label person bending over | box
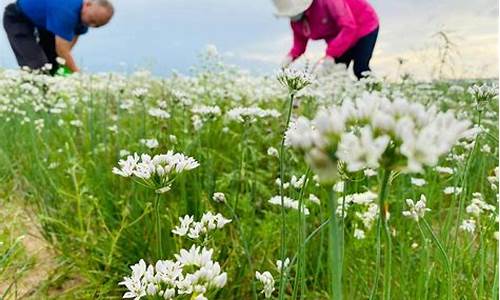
[273,0,379,79]
[3,0,114,74]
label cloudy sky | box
[0,0,498,79]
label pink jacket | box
[288,0,379,59]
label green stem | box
[493,248,498,300]
[284,218,331,284]
[422,218,452,300]
[278,92,295,300]
[224,202,258,300]
[381,178,392,300]
[293,169,310,300]
[314,208,326,290]
[369,214,382,300]
[328,186,342,300]
[416,222,429,300]
[154,193,163,259]
[372,169,391,300]
[234,124,248,213]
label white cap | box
[272,0,313,17]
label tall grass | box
[0,65,497,299]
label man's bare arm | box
[55,36,80,73]
[70,36,79,50]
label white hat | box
[272,0,313,17]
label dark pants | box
[336,27,379,79]
[3,3,58,74]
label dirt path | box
[0,200,57,299]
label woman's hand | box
[312,56,335,74]
[280,55,293,69]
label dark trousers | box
[3,3,58,74]
[336,27,379,79]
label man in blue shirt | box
[3,0,114,74]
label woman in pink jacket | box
[273,0,379,79]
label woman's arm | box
[288,23,309,60]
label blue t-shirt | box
[18,0,88,41]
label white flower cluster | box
[148,108,171,119]
[255,271,275,299]
[342,191,378,206]
[112,151,199,190]
[467,83,498,100]
[336,191,379,236]
[460,219,476,234]
[274,174,306,190]
[308,194,321,205]
[120,99,135,110]
[465,193,495,217]
[402,195,430,221]
[443,186,463,196]
[275,258,290,273]
[488,167,499,191]
[191,105,221,117]
[119,246,227,300]
[140,138,159,149]
[172,212,231,239]
[132,87,148,98]
[460,192,497,235]
[268,195,310,215]
[276,68,314,94]
[212,192,226,203]
[285,92,472,183]
[190,105,222,130]
[410,177,426,187]
[267,147,279,157]
[226,107,281,123]
[354,228,366,239]
[435,166,454,175]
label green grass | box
[0,64,497,299]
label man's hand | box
[55,36,80,73]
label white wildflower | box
[411,177,426,187]
[443,186,463,195]
[148,108,170,119]
[460,219,476,233]
[120,246,226,299]
[290,175,306,189]
[402,195,430,221]
[226,107,281,123]
[268,196,310,215]
[140,138,159,149]
[435,166,454,175]
[277,68,314,93]
[308,194,320,205]
[212,192,226,203]
[337,126,390,172]
[255,271,275,299]
[267,147,279,157]
[354,228,366,239]
[70,119,83,127]
[113,151,199,188]
[172,212,231,239]
[276,258,290,272]
[364,168,377,177]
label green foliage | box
[0,66,497,299]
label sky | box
[0,0,498,79]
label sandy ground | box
[0,200,57,299]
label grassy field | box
[0,57,498,299]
